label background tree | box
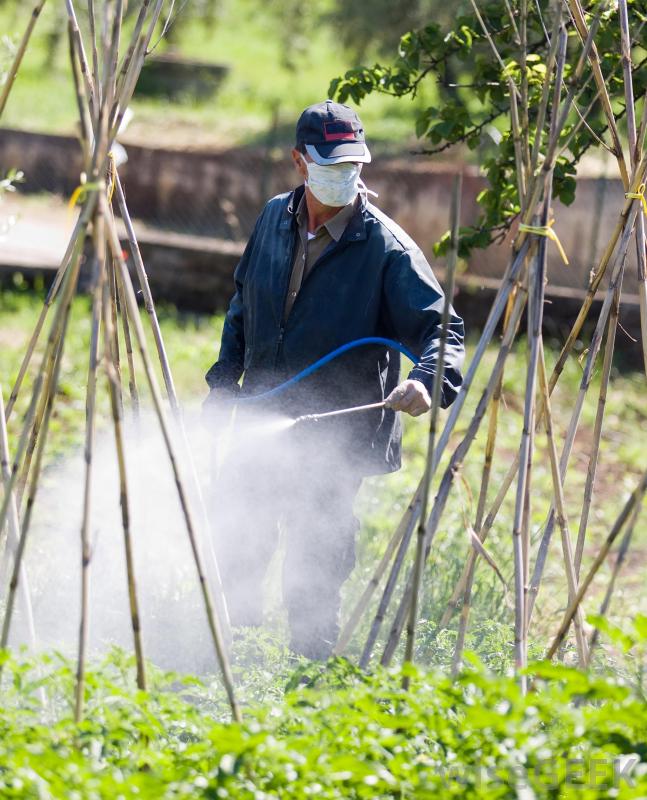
[330,0,647,256]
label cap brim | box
[305,142,371,165]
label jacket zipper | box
[275,198,357,365]
[275,233,297,368]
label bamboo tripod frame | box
[0,0,239,722]
[335,0,647,686]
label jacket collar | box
[281,185,367,242]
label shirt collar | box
[295,192,358,242]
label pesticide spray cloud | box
[9,400,366,671]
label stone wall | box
[0,127,639,297]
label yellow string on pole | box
[107,152,116,204]
[518,218,569,265]
[68,153,115,212]
[68,181,102,212]
[625,182,647,216]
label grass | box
[0,286,645,672]
[0,0,432,151]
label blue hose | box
[241,337,418,402]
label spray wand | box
[294,400,386,425]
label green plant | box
[330,0,647,257]
[0,632,646,798]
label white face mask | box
[301,155,361,207]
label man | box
[205,100,464,659]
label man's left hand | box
[385,379,431,417]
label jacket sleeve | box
[205,215,261,390]
[382,247,465,408]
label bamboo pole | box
[526,209,637,622]
[114,173,178,406]
[566,0,629,188]
[64,0,97,119]
[381,282,529,666]
[13,2,117,507]
[4,214,88,422]
[546,468,647,660]
[586,501,641,664]
[68,18,94,162]
[537,343,588,665]
[333,480,422,656]
[518,0,531,188]
[529,0,561,176]
[450,169,647,609]
[74,217,107,722]
[101,211,147,693]
[359,504,419,670]
[87,0,100,111]
[0,385,37,654]
[114,171,231,635]
[402,173,461,685]
[441,3,559,623]
[618,0,647,378]
[0,0,47,119]
[1,286,75,654]
[95,0,229,655]
[0,220,92,541]
[431,238,531,473]
[102,0,123,114]
[512,27,566,687]
[14,233,84,506]
[449,290,518,669]
[114,257,140,415]
[107,257,123,399]
[110,0,166,139]
[113,0,153,109]
[574,281,622,576]
[102,198,240,722]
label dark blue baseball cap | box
[295,100,371,165]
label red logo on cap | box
[323,120,357,142]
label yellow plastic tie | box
[68,180,101,211]
[625,182,647,217]
[69,153,116,212]
[107,151,116,204]
[518,218,569,265]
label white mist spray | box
[11,402,363,671]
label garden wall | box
[0,127,640,304]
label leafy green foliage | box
[330,0,647,256]
[0,638,646,798]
